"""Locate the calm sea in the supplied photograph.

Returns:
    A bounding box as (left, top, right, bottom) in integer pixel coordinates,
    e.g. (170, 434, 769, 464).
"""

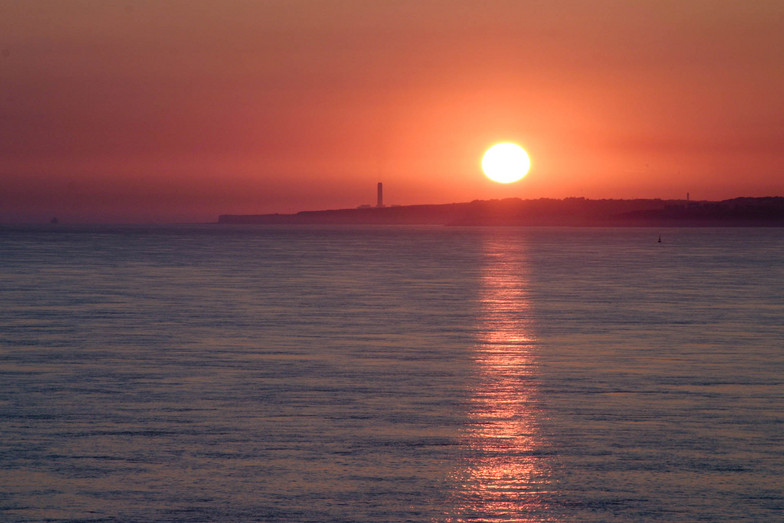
(1, 225, 782, 522)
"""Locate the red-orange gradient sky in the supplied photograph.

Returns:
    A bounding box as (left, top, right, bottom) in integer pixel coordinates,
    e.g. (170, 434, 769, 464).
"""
(2, 1, 783, 223)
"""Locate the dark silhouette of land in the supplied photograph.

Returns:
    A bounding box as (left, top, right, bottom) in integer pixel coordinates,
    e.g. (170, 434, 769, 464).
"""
(219, 197, 784, 226)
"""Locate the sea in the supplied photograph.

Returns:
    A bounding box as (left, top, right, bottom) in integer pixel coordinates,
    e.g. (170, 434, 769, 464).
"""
(1, 225, 782, 522)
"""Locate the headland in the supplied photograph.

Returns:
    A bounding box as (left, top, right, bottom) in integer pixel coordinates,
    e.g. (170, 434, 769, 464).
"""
(218, 197, 784, 226)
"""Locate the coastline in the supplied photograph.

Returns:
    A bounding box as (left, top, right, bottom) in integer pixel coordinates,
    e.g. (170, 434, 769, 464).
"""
(218, 196, 784, 227)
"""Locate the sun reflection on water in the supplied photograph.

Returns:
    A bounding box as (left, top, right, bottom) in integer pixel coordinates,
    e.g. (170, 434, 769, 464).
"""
(450, 237, 551, 522)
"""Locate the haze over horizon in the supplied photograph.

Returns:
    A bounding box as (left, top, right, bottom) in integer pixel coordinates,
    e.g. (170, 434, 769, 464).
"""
(2, 1, 784, 224)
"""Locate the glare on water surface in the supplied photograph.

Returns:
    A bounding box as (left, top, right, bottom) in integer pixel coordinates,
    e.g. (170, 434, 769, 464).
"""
(452, 237, 551, 521)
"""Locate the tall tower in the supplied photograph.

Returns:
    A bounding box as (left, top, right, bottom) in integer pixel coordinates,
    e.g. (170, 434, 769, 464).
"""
(377, 182, 383, 208)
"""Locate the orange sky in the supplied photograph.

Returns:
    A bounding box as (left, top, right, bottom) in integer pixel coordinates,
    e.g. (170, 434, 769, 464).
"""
(2, 1, 783, 223)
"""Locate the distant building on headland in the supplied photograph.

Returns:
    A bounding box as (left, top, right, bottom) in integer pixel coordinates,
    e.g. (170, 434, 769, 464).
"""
(356, 182, 386, 209)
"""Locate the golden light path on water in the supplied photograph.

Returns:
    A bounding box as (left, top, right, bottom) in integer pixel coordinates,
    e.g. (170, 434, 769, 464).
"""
(450, 236, 552, 522)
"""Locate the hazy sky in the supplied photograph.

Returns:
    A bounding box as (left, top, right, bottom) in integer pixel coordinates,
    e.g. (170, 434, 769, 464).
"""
(2, 0, 783, 223)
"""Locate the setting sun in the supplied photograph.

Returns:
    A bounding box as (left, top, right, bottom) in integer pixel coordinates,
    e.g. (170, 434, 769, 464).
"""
(482, 143, 531, 184)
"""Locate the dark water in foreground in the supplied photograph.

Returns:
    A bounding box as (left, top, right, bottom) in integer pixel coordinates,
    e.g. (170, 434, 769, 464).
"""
(1, 225, 782, 522)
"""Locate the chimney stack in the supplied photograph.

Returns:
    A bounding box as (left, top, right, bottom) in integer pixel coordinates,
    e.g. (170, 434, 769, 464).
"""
(377, 182, 383, 208)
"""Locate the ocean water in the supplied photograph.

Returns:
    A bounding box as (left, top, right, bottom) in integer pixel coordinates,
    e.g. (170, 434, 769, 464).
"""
(0, 225, 782, 522)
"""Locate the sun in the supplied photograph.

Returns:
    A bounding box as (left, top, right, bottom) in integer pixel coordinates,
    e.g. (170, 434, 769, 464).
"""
(482, 143, 531, 183)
